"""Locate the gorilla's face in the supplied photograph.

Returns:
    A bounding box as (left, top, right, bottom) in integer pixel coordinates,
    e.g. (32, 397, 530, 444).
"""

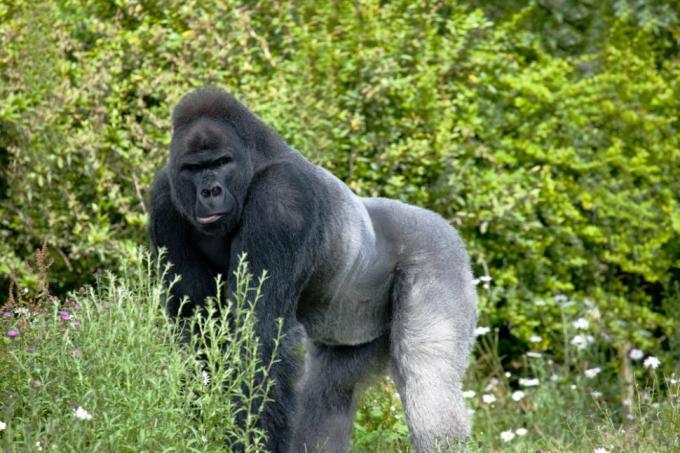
(169, 117, 254, 235)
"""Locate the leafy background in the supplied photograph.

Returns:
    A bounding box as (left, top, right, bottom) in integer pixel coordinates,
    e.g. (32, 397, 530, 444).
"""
(1, 0, 679, 373)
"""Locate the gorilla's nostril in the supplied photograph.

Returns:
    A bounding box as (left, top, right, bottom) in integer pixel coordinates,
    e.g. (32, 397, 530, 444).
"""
(211, 186, 222, 197)
(200, 189, 210, 198)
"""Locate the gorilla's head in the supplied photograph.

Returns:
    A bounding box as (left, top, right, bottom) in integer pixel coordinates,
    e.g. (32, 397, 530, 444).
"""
(168, 90, 255, 235)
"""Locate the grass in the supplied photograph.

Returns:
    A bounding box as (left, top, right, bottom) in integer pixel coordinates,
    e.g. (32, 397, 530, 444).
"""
(1, 249, 678, 452)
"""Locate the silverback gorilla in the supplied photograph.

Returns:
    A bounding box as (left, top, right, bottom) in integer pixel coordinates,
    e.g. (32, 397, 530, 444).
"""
(149, 87, 477, 453)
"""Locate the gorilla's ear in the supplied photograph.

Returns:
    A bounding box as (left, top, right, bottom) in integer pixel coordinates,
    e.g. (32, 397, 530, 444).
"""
(171, 87, 290, 162)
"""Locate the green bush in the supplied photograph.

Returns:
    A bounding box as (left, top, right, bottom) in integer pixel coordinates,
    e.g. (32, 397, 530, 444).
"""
(0, 1, 678, 369)
(0, 250, 276, 451)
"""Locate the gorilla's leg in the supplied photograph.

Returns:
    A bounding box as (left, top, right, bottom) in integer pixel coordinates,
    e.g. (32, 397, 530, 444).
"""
(389, 267, 476, 452)
(291, 336, 389, 453)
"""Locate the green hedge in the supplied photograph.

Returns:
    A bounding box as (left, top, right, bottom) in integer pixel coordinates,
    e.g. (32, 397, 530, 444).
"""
(1, 0, 678, 367)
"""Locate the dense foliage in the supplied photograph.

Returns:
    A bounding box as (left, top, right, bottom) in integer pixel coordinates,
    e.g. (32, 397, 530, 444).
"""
(1, 0, 678, 370)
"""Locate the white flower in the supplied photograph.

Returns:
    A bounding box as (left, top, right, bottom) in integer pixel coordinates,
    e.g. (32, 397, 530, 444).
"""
(485, 378, 499, 391)
(202, 370, 211, 386)
(550, 374, 560, 382)
(500, 430, 515, 442)
(35, 441, 42, 451)
(594, 449, 610, 453)
(479, 275, 492, 283)
(462, 390, 476, 399)
(529, 335, 542, 343)
(591, 391, 603, 398)
(519, 378, 540, 387)
(588, 307, 601, 320)
(74, 406, 93, 421)
(570, 334, 595, 350)
(643, 356, 661, 369)
(622, 399, 632, 407)
(474, 326, 491, 336)
(626, 413, 636, 420)
(0, 421, 5, 431)
(526, 352, 542, 358)
(554, 294, 568, 304)
(628, 349, 644, 361)
(670, 378, 678, 385)
(482, 394, 496, 404)
(504, 371, 511, 378)
(585, 367, 602, 379)
(511, 390, 525, 401)
(573, 318, 589, 330)
(515, 427, 528, 436)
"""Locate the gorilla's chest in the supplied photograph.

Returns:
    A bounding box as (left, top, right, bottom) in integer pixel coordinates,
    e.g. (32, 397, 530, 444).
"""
(195, 233, 231, 274)
(297, 247, 395, 346)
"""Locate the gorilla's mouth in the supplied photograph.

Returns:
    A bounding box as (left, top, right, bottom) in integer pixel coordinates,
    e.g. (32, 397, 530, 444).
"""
(196, 214, 225, 224)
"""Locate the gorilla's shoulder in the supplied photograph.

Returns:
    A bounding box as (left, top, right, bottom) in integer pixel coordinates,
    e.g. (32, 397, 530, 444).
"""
(244, 157, 321, 233)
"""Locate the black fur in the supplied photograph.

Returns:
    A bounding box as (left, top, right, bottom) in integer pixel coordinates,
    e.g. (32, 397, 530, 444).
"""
(150, 87, 477, 453)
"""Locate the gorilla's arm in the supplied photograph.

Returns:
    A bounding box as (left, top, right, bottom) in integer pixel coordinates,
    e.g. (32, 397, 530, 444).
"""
(227, 159, 323, 452)
(149, 169, 217, 321)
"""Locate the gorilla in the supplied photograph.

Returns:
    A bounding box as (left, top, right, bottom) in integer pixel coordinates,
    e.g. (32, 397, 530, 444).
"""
(149, 87, 477, 453)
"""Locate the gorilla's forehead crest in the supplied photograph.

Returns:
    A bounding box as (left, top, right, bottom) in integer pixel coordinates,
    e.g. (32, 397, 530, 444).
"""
(172, 87, 238, 130)
(171, 86, 288, 162)
(183, 119, 227, 154)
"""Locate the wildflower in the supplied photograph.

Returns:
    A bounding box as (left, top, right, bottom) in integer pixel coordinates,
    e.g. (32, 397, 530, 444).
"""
(628, 349, 644, 361)
(0, 421, 5, 431)
(511, 390, 525, 401)
(570, 334, 595, 350)
(7, 329, 18, 338)
(515, 428, 528, 436)
(528, 335, 542, 343)
(591, 391, 603, 398)
(14, 307, 29, 315)
(479, 275, 492, 283)
(35, 441, 42, 451)
(554, 294, 568, 304)
(526, 352, 542, 358)
(462, 390, 476, 399)
(2, 311, 11, 318)
(573, 318, 589, 330)
(519, 378, 540, 387)
(588, 307, 601, 320)
(670, 377, 678, 385)
(474, 326, 491, 336)
(74, 406, 93, 421)
(594, 449, 610, 453)
(643, 356, 660, 370)
(484, 378, 499, 391)
(550, 374, 560, 382)
(626, 413, 636, 421)
(500, 430, 515, 442)
(622, 399, 632, 407)
(482, 394, 496, 404)
(59, 311, 71, 321)
(504, 371, 511, 378)
(585, 367, 602, 379)
(201, 370, 211, 386)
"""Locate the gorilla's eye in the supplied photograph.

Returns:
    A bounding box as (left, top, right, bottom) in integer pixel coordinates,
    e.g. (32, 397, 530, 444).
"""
(212, 156, 232, 168)
(181, 163, 201, 172)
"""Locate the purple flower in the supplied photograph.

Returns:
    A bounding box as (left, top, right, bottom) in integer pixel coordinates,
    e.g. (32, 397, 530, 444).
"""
(7, 329, 18, 338)
(70, 319, 80, 328)
(27, 346, 35, 353)
(2, 311, 12, 318)
(59, 311, 72, 321)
